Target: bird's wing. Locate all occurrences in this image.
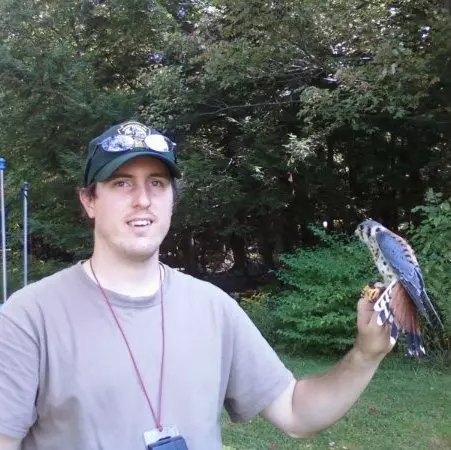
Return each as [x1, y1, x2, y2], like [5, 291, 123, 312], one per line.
[375, 230, 428, 317]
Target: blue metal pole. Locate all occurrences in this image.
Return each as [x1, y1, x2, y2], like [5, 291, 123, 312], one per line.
[0, 158, 7, 303]
[22, 182, 29, 286]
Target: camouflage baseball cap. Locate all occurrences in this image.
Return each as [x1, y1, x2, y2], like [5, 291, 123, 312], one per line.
[83, 120, 181, 186]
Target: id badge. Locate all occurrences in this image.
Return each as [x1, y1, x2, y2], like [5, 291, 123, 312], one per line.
[146, 435, 188, 449]
[144, 426, 187, 449]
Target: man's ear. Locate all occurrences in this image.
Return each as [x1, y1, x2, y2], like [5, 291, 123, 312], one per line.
[79, 189, 96, 219]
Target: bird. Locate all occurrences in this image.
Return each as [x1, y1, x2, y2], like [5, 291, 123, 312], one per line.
[355, 219, 443, 356]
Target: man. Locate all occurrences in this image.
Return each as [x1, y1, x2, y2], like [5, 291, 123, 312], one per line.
[0, 120, 394, 450]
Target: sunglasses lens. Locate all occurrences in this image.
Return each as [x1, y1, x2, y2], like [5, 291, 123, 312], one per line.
[100, 133, 174, 154]
[144, 134, 169, 152]
[101, 135, 135, 152]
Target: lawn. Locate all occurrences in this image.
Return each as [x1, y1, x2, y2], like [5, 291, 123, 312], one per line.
[221, 355, 451, 450]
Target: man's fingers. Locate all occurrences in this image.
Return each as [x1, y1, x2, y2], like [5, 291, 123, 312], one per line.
[356, 296, 374, 328]
[357, 295, 387, 329]
[357, 295, 374, 311]
[355, 287, 395, 358]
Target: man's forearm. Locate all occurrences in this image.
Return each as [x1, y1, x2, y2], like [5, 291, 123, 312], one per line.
[262, 299, 393, 438]
[290, 345, 383, 436]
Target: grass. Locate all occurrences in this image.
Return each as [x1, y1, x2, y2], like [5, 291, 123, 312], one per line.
[221, 354, 451, 450]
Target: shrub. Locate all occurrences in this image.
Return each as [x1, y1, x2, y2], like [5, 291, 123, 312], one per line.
[269, 228, 376, 356]
[2, 251, 69, 299]
[241, 290, 279, 345]
[409, 190, 451, 356]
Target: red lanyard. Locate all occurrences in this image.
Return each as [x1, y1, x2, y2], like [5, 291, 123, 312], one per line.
[89, 259, 165, 431]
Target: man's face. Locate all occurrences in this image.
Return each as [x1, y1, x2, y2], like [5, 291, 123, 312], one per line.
[80, 156, 174, 263]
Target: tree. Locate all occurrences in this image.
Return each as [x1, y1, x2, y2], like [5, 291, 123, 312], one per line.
[1, 0, 451, 289]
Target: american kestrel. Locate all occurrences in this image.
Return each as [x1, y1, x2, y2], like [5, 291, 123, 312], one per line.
[355, 219, 443, 356]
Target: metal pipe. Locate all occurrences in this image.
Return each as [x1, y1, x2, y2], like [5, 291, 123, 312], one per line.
[0, 158, 7, 303]
[22, 182, 29, 286]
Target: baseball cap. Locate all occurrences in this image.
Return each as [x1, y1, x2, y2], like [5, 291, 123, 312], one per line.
[83, 120, 181, 186]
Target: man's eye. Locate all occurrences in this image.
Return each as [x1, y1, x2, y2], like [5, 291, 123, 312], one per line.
[113, 180, 129, 187]
[151, 179, 163, 187]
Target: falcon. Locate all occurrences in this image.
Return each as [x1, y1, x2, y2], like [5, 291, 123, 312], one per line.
[355, 219, 443, 356]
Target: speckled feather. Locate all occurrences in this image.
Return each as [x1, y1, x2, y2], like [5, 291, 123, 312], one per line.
[356, 219, 443, 356]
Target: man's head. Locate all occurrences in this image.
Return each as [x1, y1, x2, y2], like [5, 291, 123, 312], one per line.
[83, 120, 181, 187]
[79, 120, 181, 263]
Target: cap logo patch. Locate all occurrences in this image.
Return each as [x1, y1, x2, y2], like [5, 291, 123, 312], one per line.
[119, 122, 148, 140]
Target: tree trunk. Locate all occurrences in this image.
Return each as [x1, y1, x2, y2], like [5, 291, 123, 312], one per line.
[180, 229, 198, 275]
[258, 220, 276, 269]
[229, 233, 247, 273]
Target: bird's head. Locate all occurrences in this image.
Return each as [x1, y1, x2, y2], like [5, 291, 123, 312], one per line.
[355, 219, 385, 245]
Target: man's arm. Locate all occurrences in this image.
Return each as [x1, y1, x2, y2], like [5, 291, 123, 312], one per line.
[0, 308, 39, 445]
[0, 434, 20, 450]
[262, 296, 394, 438]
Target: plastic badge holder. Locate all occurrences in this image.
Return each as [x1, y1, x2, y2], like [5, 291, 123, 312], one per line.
[147, 435, 189, 449]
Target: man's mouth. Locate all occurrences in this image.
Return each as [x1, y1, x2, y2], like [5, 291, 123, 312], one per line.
[127, 219, 153, 227]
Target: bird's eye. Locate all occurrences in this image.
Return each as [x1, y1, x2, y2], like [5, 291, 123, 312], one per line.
[375, 227, 381, 232]
[359, 224, 363, 230]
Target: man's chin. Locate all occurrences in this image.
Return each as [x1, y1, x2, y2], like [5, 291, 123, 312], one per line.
[122, 246, 160, 263]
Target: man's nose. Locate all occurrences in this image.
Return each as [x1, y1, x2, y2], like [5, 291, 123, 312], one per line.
[132, 184, 151, 208]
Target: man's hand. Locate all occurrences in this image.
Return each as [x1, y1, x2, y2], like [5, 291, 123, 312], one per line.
[354, 290, 396, 363]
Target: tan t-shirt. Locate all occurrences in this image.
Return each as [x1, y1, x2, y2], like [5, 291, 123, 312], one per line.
[0, 263, 293, 450]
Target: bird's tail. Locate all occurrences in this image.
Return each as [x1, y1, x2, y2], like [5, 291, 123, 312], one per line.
[406, 331, 426, 357]
[379, 282, 428, 356]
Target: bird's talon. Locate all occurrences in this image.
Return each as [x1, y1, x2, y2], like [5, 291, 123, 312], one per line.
[361, 284, 383, 303]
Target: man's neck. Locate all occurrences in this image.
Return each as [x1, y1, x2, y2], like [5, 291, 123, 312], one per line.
[84, 251, 162, 298]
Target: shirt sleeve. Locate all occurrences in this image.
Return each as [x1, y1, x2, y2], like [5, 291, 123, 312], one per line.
[0, 305, 39, 439]
[224, 300, 294, 422]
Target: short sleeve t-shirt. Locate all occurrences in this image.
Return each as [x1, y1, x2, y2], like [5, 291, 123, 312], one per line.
[0, 263, 293, 449]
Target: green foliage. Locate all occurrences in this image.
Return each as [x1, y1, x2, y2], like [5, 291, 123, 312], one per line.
[409, 190, 451, 352]
[1, 0, 451, 281]
[295, 0, 451, 225]
[269, 228, 376, 356]
[3, 251, 70, 298]
[241, 290, 279, 345]
[0, 0, 175, 264]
